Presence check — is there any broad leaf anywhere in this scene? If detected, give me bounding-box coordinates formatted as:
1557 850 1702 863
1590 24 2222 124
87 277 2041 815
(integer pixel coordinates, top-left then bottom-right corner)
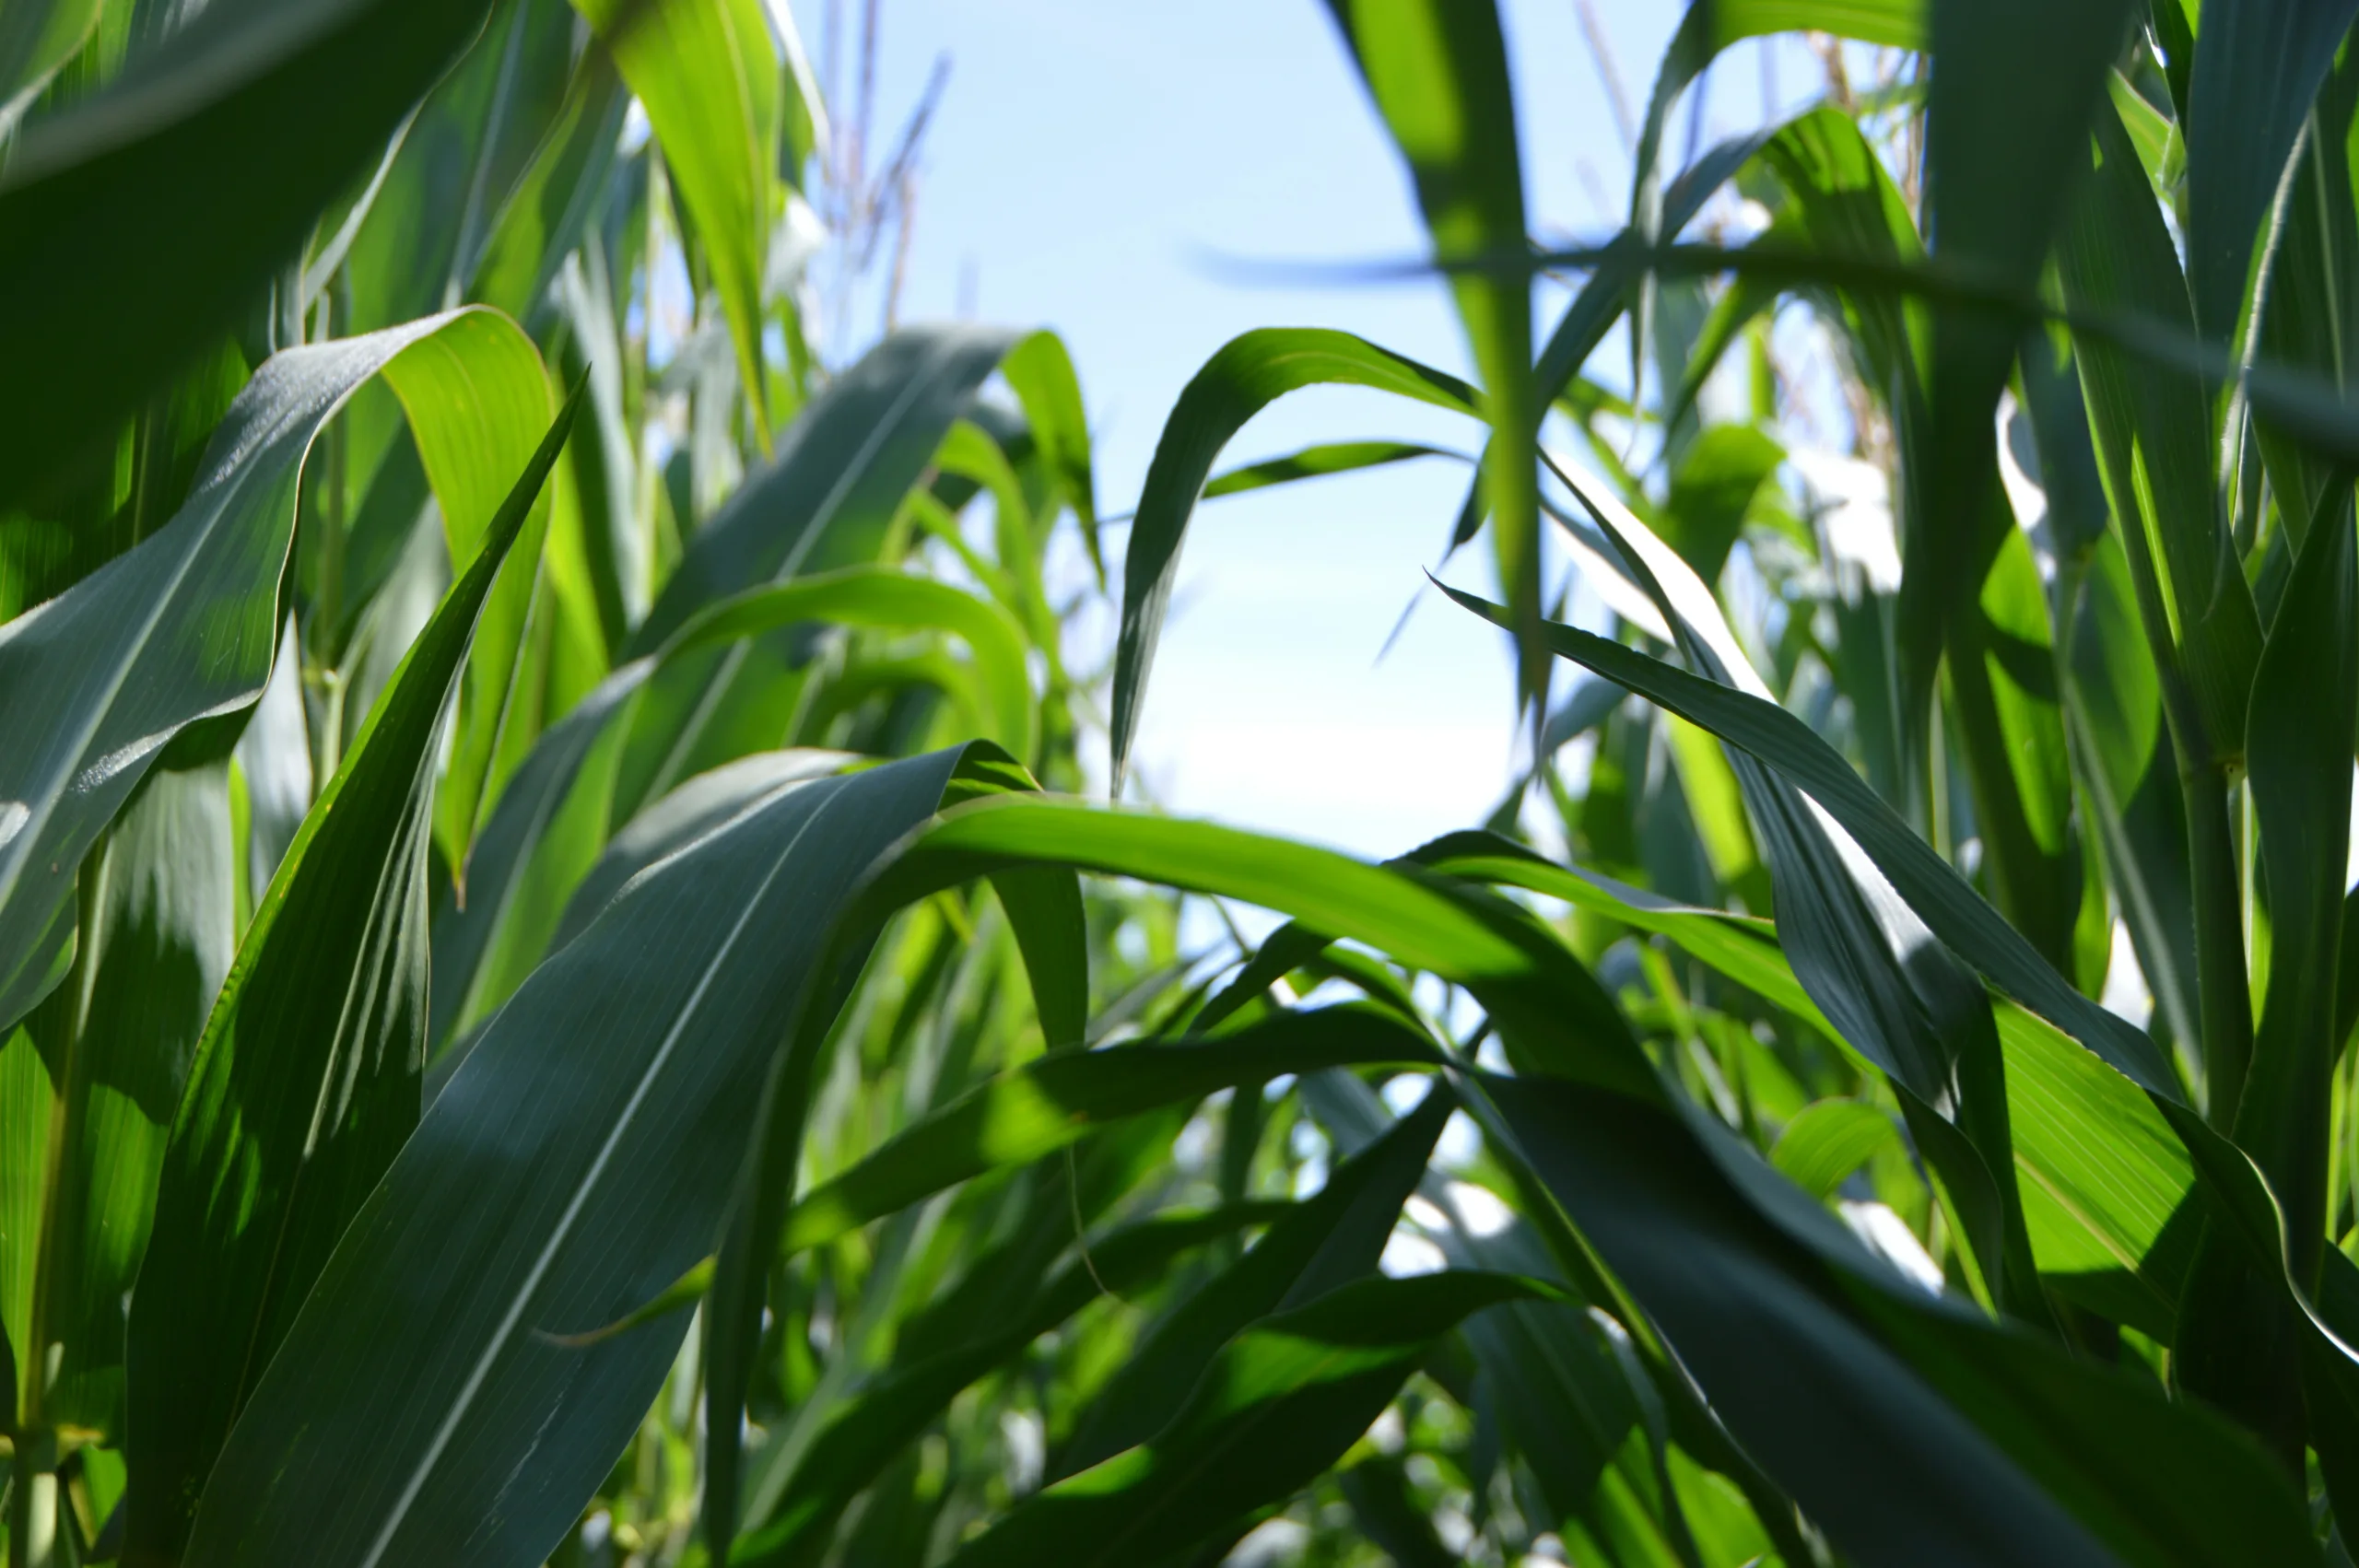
125 382 581 1565
0 310 559 1039
179 744 1012 1566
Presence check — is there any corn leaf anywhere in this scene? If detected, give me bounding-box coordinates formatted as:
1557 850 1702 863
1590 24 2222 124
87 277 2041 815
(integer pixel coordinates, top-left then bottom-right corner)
1110 328 1476 787
126 380 580 1565
177 741 1010 1566
0 0 494 508
0 310 557 1040
573 0 780 441
939 1271 1548 1568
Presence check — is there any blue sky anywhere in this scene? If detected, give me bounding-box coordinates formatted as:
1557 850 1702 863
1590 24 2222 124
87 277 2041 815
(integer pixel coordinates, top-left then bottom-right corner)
782 0 1812 857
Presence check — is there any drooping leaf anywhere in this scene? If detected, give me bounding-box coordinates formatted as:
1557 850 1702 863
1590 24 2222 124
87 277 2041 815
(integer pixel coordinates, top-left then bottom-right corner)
1483 1072 2316 1568
1437 579 2174 1094
1110 329 1476 787
0 310 563 1039
127 380 581 1565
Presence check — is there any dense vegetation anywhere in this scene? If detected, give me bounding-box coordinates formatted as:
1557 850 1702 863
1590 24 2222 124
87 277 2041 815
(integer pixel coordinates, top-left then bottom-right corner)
10 0 2359 1562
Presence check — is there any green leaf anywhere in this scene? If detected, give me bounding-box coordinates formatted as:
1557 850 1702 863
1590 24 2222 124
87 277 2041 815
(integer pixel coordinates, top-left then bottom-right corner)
470 41 632 326
1945 523 2080 972
430 556 1039 1052
729 1203 1290 1567
0 0 105 132
175 741 1001 1567
1545 458 2048 1321
1109 328 1476 787
1203 440 1461 500
2236 485 2355 1203
1919 0 2136 651
1321 0 1539 725
2060 527 2200 1053
1627 1 1922 421
2057 99 2265 767
672 568 1036 759
550 750 852 961
1297 1069 1661 1539
2177 483 2358 1457
0 310 566 1040
616 327 1024 813
372 310 559 882
1484 1072 2318 1568
1435 578 2174 1094
126 380 581 1565
2185 0 2359 339
1053 1081 1456 1478
1000 331 1101 576
1771 1100 1902 1200
6 757 233 1444
573 0 780 440
1660 425 1783 585
1451 130 1768 559
939 1271 1549 1568
0 0 494 509
1413 830 2202 1336
340 0 581 334
424 665 659 1055
778 1009 1439 1262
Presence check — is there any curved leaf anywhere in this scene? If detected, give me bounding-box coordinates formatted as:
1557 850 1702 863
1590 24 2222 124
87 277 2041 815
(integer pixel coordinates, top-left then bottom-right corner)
1772 1100 1902 1201
1483 1073 2315 1568
1109 328 1476 787
1203 439 1461 500
0 309 557 1039
127 380 581 1565
1435 579 2175 1094
670 568 1035 759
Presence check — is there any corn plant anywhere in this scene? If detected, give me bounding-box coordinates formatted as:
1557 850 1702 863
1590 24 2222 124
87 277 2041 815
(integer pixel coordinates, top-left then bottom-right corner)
13 0 2359 1564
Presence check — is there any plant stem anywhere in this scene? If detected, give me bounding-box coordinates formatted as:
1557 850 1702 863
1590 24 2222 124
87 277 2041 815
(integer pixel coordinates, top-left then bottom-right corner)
2185 763 2253 1129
